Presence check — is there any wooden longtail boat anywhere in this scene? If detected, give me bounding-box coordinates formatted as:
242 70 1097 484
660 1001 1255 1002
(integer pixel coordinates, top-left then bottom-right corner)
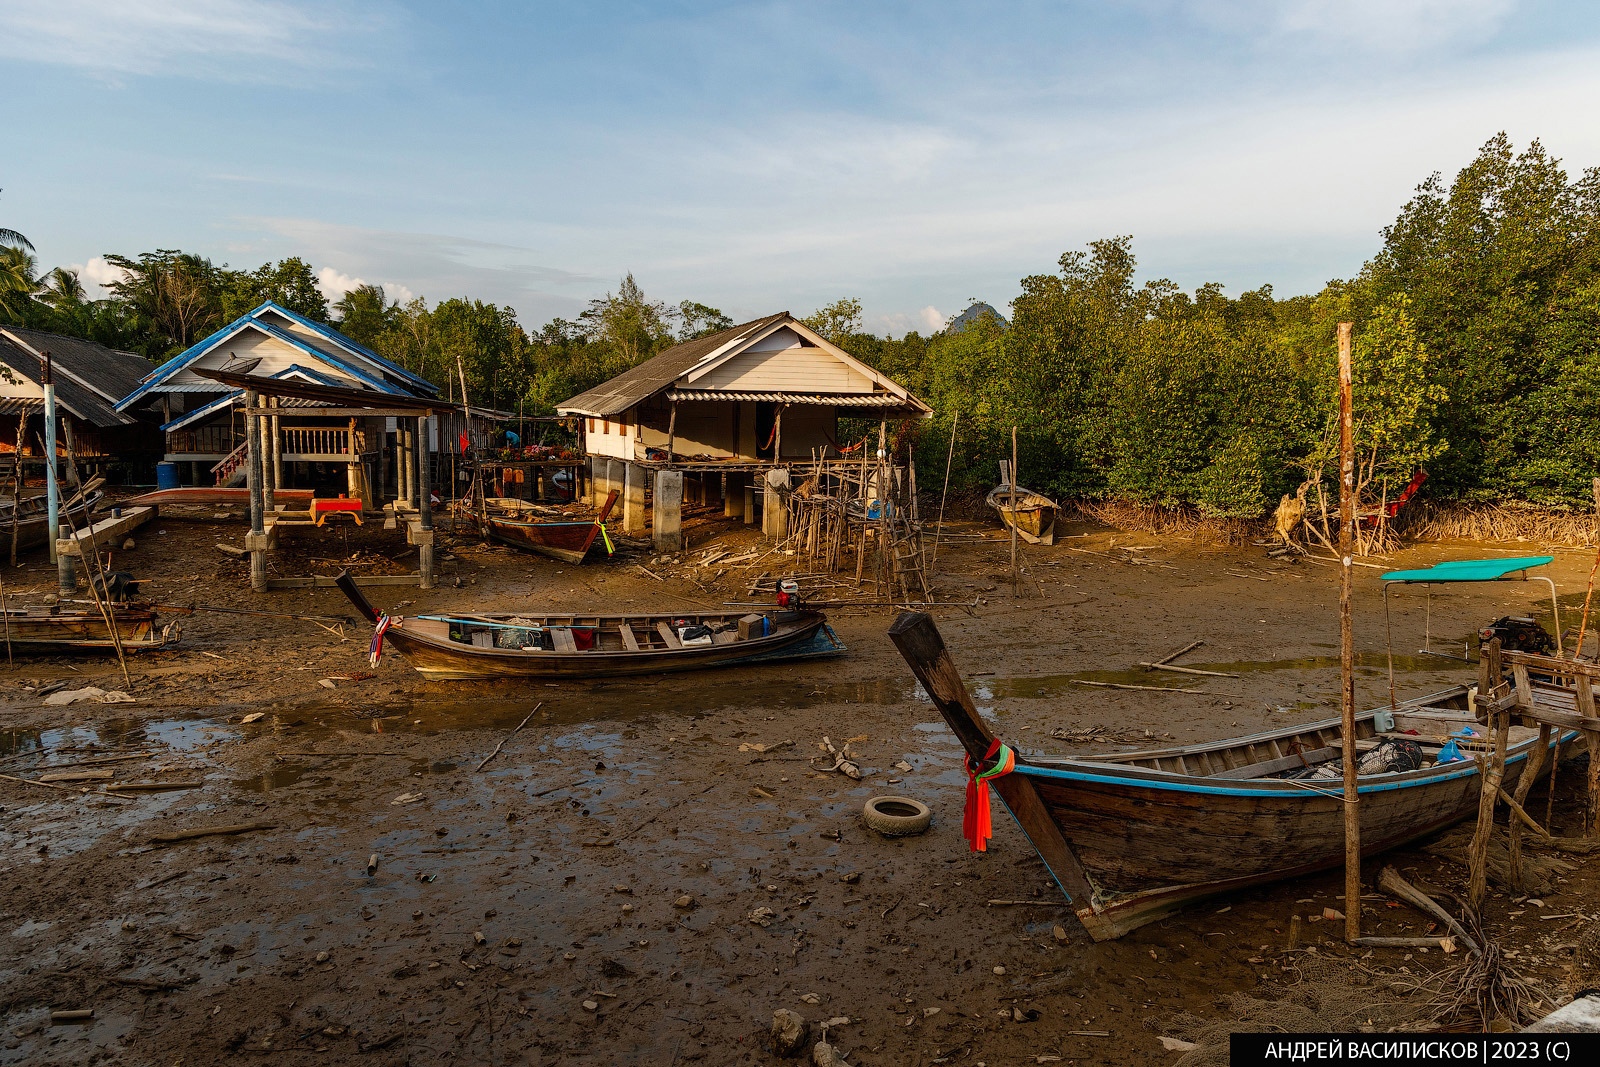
458 490 620 565
0 489 104 552
888 612 1572 941
0 604 177 652
337 571 842 681
986 483 1057 545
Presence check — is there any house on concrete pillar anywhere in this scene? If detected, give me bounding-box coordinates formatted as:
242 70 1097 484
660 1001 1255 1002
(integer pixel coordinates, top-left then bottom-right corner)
557 312 930 551
557 312 930 469
113 301 443 498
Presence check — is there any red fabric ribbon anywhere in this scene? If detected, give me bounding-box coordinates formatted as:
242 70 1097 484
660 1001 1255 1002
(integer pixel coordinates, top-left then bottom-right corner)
963 738 1016 852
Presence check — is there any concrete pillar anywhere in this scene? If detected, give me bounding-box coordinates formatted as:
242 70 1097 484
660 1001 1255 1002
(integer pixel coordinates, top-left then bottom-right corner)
724 472 742 518
653 470 683 554
56 524 75 595
743 481 756 525
623 462 648 537
245 388 267 593
604 459 622 505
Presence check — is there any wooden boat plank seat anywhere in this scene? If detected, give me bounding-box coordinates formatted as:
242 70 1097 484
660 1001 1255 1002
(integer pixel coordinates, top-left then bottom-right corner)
656 622 683 649
1209 747 1338 780
618 623 639 652
550 628 577 653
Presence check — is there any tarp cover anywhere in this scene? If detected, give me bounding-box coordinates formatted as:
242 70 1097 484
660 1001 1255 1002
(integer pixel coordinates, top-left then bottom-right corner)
1380 556 1554 583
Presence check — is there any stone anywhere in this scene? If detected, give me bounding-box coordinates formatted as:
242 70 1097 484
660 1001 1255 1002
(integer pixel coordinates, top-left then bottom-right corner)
770 1009 809 1057
673 895 694 909
813 1040 852 1066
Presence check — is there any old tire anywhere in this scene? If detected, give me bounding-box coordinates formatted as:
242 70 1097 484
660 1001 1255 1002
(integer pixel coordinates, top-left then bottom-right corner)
862 795 932 837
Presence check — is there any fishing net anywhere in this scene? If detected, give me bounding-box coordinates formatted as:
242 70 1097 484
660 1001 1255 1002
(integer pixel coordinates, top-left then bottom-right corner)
1154 955 1446 1066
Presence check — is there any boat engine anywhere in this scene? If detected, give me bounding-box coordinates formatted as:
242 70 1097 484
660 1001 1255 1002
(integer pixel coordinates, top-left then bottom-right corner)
776 578 802 611
1479 615 1554 655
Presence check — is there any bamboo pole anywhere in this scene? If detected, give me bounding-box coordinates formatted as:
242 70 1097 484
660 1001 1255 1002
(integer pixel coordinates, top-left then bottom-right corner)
928 410 959 579
1009 425 1019 597
1337 321 1361 944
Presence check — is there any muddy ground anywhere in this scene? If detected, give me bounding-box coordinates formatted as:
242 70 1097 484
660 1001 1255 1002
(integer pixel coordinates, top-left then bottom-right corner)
2 502 1598 1066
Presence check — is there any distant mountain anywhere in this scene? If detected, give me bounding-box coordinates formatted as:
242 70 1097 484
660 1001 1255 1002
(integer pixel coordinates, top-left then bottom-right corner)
945 301 1008 334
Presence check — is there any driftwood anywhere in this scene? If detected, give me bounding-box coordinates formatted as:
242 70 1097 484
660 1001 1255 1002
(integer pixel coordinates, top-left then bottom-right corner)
1352 936 1454 950
1069 679 1203 694
1378 865 1481 957
147 822 277 845
1135 662 1238 678
474 702 544 773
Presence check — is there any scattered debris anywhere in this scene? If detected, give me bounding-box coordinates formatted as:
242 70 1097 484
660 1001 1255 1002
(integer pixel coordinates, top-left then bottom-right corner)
748 907 778 927
42 686 134 706
770 1009 809 1057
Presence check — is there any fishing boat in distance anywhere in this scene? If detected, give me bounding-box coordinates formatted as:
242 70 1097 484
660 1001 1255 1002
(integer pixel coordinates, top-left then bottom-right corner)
457 490 620 565
888 611 1571 941
337 571 843 680
0 603 177 653
986 482 1057 545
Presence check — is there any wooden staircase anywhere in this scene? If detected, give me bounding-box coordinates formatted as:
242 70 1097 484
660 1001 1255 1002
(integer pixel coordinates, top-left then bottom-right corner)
211 441 249 487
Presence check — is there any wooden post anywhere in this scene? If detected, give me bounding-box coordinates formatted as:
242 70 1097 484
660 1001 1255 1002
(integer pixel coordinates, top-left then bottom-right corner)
743 479 755 525
1010 426 1020 596
887 612 1114 940
260 406 276 513
1468 638 1505 910
1507 723 1553 889
666 401 677 462
774 404 783 463
245 388 267 592
1579 676 1600 837
724 472 742 518
1336 321 1361 943
270 397 283 490
417 416 435 590
55 523 74 594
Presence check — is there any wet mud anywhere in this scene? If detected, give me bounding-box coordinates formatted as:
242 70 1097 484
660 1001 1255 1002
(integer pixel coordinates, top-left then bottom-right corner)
2 516 1597 1064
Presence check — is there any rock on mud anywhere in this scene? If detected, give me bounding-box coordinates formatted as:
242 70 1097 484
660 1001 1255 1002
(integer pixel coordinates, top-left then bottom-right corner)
770 1009 809 1057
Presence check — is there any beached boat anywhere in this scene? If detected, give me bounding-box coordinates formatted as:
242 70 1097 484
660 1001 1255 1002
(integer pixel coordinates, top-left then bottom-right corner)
337 571 843 681
986 483 1057 545
0 603 177 653
888 611 1573 941
458 490 620 565
0 489 104 553
124 486 316 508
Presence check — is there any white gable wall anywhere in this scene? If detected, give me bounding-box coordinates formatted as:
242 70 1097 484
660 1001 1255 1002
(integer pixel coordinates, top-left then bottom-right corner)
0 361 45 399
161 330 369 390
693 342 875 393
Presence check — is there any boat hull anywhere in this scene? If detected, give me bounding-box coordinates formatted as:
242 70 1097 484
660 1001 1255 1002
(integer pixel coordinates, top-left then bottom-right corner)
381 612 834 681
1016 725 1565 937
0 608 176 653
464 491 619 564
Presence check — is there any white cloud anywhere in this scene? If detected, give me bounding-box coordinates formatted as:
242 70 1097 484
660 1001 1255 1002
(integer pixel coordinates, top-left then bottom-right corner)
0 0 391 81
1274 0 1515 51
66 256 128 297
918 306 945 334
318 266 416 306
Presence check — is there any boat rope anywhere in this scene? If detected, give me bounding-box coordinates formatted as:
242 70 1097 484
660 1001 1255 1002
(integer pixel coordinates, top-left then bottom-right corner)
596 521 614 555
1271 775 1357 803
964 738 1016 853
369 615 395 668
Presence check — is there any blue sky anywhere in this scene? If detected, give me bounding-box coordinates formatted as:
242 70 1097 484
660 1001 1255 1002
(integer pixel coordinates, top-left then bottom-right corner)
3 0 1598 334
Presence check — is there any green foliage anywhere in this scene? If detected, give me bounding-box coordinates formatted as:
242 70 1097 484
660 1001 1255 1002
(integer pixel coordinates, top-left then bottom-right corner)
803 298 863 344
220 256 328 323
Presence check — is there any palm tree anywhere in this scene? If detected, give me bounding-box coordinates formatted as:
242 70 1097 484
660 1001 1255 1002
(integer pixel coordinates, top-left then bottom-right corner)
0 245 39 323
38 266 85 309
0 188 32 251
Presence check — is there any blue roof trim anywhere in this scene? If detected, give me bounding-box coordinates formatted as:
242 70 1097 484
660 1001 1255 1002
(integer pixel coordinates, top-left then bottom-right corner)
250 301 437 394
116 309 261 411
116 300 437 412
247 320 399 393
161 390 241 432
274 363 348 387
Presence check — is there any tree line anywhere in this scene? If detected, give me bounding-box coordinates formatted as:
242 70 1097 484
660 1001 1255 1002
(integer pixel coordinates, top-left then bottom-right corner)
3 133 1597 515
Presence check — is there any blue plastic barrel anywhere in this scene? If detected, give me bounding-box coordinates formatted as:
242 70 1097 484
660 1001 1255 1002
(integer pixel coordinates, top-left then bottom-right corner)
156 462 181 490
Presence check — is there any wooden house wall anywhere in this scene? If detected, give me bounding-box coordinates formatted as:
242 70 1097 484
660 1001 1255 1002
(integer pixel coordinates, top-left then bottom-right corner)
689 330 875 394
161 332 369 390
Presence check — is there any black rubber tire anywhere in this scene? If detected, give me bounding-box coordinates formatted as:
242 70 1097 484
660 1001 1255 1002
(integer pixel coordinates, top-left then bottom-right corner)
861 795 933 836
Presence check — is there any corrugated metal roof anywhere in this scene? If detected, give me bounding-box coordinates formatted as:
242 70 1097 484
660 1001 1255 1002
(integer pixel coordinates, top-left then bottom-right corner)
0 330 137 428
0 327 153 406
666 390 911 407
557 313 790 417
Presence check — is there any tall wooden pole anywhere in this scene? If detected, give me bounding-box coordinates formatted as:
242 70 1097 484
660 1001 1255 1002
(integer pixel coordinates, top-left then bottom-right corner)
1010 425 1019 596
42 353 59 565
1337 321 1361 943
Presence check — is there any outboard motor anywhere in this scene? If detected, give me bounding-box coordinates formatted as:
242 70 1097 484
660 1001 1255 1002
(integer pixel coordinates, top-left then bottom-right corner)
1480 615 1554 655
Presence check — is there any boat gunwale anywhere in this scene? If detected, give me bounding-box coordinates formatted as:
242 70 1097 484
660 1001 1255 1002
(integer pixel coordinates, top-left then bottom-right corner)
390 611 828 664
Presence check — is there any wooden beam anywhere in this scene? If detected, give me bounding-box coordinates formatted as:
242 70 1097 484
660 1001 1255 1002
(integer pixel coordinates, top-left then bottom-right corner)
265 574 424 590
242 407 443 418
887 611 1113 940
56 507 155 558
